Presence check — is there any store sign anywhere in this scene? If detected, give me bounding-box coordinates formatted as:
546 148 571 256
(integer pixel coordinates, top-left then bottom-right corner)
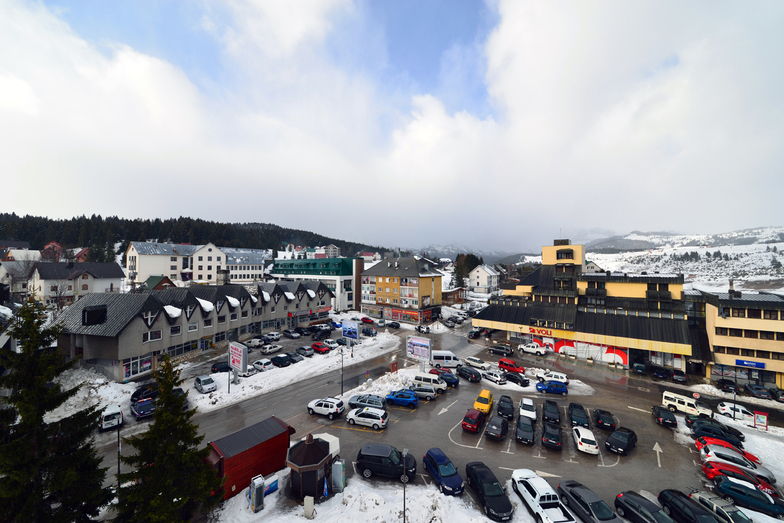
406 336 430 360
735 359 765 369
754 411 768 431
520 325 554 337
229 341 246 372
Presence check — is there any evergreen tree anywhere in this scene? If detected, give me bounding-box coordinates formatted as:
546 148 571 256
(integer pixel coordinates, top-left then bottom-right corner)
116 356 222 523
0 300 112 522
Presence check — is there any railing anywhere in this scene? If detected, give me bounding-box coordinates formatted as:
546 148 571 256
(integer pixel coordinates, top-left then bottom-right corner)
584 288 607 297
646 290 672 301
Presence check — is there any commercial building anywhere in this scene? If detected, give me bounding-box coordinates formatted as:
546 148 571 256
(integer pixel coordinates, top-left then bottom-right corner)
270 257 364 312
360 256 443 324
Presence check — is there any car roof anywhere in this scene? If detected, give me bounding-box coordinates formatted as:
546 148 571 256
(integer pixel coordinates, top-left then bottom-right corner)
355 407 385 415
521 398 534 405
360 443 393 456
426 447 451 464
465 408 483 419
478 389 492 398
499 395 513 402
615 427 635 434
620 491 662 511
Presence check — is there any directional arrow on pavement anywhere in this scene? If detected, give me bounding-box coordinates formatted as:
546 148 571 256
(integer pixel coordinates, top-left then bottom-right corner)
653 442 663 468
535 470 561 478
439 400 458 415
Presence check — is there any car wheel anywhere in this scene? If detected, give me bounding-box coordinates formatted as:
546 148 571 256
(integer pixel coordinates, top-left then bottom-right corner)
426 395 432 401
363 468 372 479
408 403 416 409
537 352 543 356
668 406 676 412
328 413 334 420
435 364 441 369
562 494 569 506
400 474 409 484
348 419 355 425
616 506 626 517
663 505 672 515
536 516 543 523
562 392 568 397
372 423 380 430
723 412 731 417
538 377 544 382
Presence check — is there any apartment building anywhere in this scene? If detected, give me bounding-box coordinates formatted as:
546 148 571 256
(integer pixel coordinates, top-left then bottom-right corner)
360 257 443 324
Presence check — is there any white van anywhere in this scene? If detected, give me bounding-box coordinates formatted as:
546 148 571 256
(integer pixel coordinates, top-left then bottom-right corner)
662 391 713 417
413 372 448 393
430 350 462 369
99 404 124 431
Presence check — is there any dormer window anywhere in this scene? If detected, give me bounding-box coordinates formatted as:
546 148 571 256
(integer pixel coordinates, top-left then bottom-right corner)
142 310 156 327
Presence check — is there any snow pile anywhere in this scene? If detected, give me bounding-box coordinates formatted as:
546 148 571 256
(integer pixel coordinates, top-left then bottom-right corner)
45 368 137 423
0 305 12 318
197 297 214 312
164 305 182 318
226 295 239 308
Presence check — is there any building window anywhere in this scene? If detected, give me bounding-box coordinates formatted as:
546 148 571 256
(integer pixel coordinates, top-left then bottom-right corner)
230 313 238 321
741 349 755 357
218 315 226 324
744 330 758 338
747 309 761 319
204 318 213 327
171 325 181 336
81 274 88 279
170 274 176 279
756 350 770 359
207 266 212 271
728 328 742 337
208 256 212 261
763 310 779 320
713 346 726 354
198 274 203 280
188 321 198 332
170 265 177 270
731 308 745 318
760 331 775 340
242 310 249 318
217 256 221 261
270 306 275 313
142 330 162 343
726 347 740 355
67 285 72 290
199 256 203 261
207 275 212 280
50 286 57 292
171 256 177 261
198 265 203 270
82 284 88 290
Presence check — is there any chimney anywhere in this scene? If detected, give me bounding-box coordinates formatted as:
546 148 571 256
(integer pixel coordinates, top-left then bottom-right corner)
729 280 734 292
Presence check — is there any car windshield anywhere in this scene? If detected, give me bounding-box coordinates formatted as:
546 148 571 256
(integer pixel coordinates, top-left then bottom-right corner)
477 397 489 404
438 462 457 477
612 432 628 443
202 377 214 385
590 501 615 521
695 516 719 523
484 480 504 497
389 448 402 465
648 509 674 523
725 509 752 523
522 403 535 413
463 416 477 424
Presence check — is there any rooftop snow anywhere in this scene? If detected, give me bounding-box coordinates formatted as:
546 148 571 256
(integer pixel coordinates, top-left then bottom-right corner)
163 305 182 318
196 297 214 312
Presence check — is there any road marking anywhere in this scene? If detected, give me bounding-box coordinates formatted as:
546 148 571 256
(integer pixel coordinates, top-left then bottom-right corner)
502 438 514 455
447 420 483 450
598 452 620 468
628 406 650 413
535 470 561 478
439 400 458 416
533 448 546 460
653 442 663 468
638 387 650 393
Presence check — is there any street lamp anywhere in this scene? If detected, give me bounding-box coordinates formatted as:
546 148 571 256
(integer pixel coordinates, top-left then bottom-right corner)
402 448 408 523
340 348 344 396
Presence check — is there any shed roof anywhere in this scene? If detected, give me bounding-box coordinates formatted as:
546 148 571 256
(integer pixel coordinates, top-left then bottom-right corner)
211 416 293 459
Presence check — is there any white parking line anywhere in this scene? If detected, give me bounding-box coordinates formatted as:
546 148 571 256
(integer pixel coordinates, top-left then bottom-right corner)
447 419 483 450
502 438 514 455
627 406 649 413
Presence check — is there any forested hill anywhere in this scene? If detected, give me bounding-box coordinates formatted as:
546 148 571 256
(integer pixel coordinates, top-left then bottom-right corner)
0 213 385 262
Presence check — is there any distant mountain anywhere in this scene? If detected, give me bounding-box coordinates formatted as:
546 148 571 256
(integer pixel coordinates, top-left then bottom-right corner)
586 227 784 252
416 244 517 265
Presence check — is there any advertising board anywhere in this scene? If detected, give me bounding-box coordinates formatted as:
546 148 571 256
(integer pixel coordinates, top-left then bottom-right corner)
229 341 247 372
343 321 358 340
406 336 431 361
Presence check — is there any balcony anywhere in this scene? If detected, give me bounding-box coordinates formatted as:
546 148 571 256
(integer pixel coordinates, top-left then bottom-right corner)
584 288 607 298
646 290 672 301
554 272 575 280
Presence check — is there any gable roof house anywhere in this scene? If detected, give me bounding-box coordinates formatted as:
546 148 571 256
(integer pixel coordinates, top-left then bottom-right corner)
29 262 126 308
469 264 500 295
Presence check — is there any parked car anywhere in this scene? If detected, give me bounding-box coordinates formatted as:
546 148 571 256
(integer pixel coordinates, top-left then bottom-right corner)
511 469 574 523
713 378 738 392
519 398 537 422
688 489 755 523
605 427 637 455
386 389 418 408
443 320 456 328
712 476 784 518
387 321 400 329
695 437 759 464
651 366 669 379
323 339 339 350
572 427 599 455
348 394 386 410
346 407 388 430
702 461 778 497
632 363 647 375
671 369 687 383
210 362 231 374
416 325 430 333
285 351 304 363
465 356 491 370
593 409 616 430
769 387 784 403
536 371 569 385
246 335 269 348
356 443 416 483
130 383 160 405
542 422 563 450
497 395 515 420
516 416 535 445
194 375 216 394
307 397 345 419
537 380 568 396
717 402 753 422
465 462 515 521
237 365 258 377
652 405 678 427
558 480 622 523
311 330 329 341
468 328 482 339
423 448 464 496
543 400 561 424
252 359 274 372
691 417 746 442
270 354 292 367
520 342 547 356
336 337 350 346
457 366 482 382
296 346 315 357
568 403 589 427
294 326 311 336
311 342 328 354
408 384 438 401
691 424 744 449
265 331 281 341
485 415 509 441
658 489 722 523
483 371 507 385
130 399 156 421
473 389 494 415
282 329 300 339
429 368 460 387
504 372 530 387
744 383 772 399
260 344 282 355
330 320 342 329
700 446 776 485
462 408 486 433
488 344 514 356
615 491 675 523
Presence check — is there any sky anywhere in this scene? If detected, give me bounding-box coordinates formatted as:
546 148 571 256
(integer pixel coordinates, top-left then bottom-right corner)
2 1 784 253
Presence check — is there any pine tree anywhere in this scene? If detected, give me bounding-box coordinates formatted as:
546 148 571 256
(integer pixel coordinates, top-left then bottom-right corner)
116 356 223 523
0 300 112 522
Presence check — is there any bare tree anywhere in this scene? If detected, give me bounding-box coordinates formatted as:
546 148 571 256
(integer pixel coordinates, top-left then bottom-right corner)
4 259 37 300
48 278 72 316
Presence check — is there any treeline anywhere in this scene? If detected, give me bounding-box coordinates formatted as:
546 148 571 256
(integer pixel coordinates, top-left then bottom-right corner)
0 213 385 264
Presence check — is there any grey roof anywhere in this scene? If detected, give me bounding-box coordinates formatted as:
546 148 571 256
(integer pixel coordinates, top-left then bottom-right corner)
0 240 30 249
362 257 442 278
716 291 784 308
56 292 156 337
131 242 203 256
222 247 272 265
211 417 291 459
34 262 126 280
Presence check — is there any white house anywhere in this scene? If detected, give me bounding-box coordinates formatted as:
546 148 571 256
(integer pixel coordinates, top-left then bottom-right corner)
126 242 226 287
469 264 500 294
29 262 126 307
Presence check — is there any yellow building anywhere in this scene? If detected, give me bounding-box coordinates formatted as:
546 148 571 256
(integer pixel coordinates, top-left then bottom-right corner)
360 257 442 324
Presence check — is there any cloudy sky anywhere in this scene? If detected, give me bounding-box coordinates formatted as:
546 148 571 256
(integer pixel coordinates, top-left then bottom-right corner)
3 1 783 253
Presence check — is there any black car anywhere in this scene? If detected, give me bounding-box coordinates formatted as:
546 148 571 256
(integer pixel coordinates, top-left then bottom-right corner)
336 337 349 346
294 326 311 336
671 369 687 383
130 399 156 421
488 344 514 356
130 383 160 405
468 329 482 339
543 400 561 424
270 354 292 367
356 443 416 483
615 491 675 523
515 416 535 445
504 372 530 387
691 424 744 448
558 480 622 523
651 366 669 379
769 387 784 403
285 351 304 363
210 362 231 374
716 378 739 393
387 321 400 329
485 415 509 441
605 427 637 455
465 462 515 521
658 489 721 523
652 405 678 427
542 422 563 450
593 409 616 430
497 395 515 420
568 403 590 428
311 330 329 341
361 327 377 337
690 417 745 441
457 366 482 382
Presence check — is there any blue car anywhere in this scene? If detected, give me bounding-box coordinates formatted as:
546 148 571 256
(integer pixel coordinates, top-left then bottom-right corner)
385 389 418 409
439 372 460 388
536 380 568 396
331 320 342 329
713 475 784 518
130 399 156 421
423 448 464 496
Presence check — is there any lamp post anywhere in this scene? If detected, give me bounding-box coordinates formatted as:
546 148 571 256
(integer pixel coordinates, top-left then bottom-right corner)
340 348 344 396
402 448 408 523
733 366 738 420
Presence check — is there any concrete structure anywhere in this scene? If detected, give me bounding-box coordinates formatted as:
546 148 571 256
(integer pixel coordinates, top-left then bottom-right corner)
271 257 363 313
469 264 500 294
360 256 443 324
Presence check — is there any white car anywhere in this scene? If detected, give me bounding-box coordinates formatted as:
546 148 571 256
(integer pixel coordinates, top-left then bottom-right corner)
346 407 388 430
465 356 491 370
536 370 569 386
520 342 547 356
253 359 274 372
572 426 599 455
246 337 266 348
519 398 537 421
266 332 282 341
717 402 754 423
194 375 217 394
323 339 339 350
260 344 283 355
307 397 345 420
482 371 507 385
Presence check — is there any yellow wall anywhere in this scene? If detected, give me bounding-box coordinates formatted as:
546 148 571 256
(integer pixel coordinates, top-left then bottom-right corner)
504 285 533 297
542 243 585 266
420 276 442 306
373 275 442 308
577 280 684 300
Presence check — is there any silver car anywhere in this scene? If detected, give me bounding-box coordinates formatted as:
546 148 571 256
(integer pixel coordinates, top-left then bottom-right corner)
700 445 776 485
407 384 438 401
194 375 217 394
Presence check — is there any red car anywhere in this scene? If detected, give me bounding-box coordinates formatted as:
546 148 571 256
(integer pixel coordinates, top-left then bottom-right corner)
311 342 329 354
462 408 486 433
429 368 451 376
694 436 760 464
702 461 777 497
360 317 374 324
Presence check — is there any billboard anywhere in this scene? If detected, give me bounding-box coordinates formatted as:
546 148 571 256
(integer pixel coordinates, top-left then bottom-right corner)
343 321 358 340
229 341 247 372
406 336 431 361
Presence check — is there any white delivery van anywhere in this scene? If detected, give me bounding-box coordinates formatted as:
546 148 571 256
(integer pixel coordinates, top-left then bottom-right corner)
99 404 124 431
662 391 713 417
430 350 462 369
413 372 448 393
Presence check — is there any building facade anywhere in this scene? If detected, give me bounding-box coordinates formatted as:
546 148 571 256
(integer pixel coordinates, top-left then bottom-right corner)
360 257 443 324
126 242 226 287
29 262 125 307
469 264 500 294
270 257 364 312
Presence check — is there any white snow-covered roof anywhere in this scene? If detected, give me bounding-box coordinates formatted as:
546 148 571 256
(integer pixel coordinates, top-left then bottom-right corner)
284 292 295 300
307 289 315 299
250 295 258 303
163 305 181 318
262 291 271 302
196 297 214 313
226 295 239 307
